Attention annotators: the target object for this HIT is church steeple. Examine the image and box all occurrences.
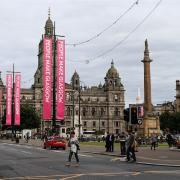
[71,70,80,90]
[44,8,53,36]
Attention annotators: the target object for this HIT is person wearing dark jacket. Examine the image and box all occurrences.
[109,133,115,152]
[126,131,136,162]
[105,133,110,152]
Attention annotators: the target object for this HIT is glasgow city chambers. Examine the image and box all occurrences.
[0,14,126,136]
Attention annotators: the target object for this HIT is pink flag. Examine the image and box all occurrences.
[6,74,12,125]
[14,74,21,125]
[42,37,53,120]
[56,39,65,120]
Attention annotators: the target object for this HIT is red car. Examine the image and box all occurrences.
[43,136,66,150]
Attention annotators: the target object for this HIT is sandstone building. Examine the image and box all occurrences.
[0,15,126,136]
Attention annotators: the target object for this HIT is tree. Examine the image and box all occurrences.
[20,103,41,130]
[160,112,180,133]
[2,103,41,130]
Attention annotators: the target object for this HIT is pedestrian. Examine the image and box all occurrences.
[105,132,110,152]
[126,131,136,162]
[119,132,126,155]
[66,132,80,166]
[166,132,174,148]
[109,133,115,152]
[25,133,29,143]
[151,133,157,150]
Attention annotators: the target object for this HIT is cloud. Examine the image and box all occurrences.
[0,0,179,107]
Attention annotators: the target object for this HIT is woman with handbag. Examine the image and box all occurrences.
[66,132,80,166]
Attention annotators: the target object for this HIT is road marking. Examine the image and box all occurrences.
[61,174,83,180]
[110,157,126,162]
[110,157,120,162]
[21,151,32,154]
[79,154,92,157]
[1,172,141,180]
[145,170,180,174]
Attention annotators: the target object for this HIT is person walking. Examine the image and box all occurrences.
[119,132,126,155]
[66,132,80,166]
[151,133,157,150]
[109,133,115,152]
[126,131,136,162]
[166,132,174,148]
[105,132,110,152]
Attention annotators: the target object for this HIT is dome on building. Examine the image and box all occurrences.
[106,60,119,78]
[45,17,53,29]
[44,9,53,36]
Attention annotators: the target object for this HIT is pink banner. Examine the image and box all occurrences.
[6,74,12,125]
[56,39,65,120]
[14,74,21,125]
[42,37,53,120]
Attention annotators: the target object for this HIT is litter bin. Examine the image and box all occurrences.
[120,139,126,155]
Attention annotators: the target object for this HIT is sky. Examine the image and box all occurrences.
[0,0,180,106]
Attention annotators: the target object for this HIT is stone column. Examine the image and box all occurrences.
[141,39,152,116]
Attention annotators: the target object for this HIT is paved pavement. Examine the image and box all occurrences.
[1,138,180,167]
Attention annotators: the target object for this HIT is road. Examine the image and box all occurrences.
[0,142,180,180]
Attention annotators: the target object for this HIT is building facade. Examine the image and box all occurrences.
[0,15,126,136]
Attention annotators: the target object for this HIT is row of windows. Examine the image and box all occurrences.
[83,121,121,127]
[65,107,121,117]
[2,95,33,100]
[65,93,123,103]
[84,121,105,127]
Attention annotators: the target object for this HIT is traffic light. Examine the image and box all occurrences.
[123,108,129,122]
[130,107,138,124]
[137,106,144,118]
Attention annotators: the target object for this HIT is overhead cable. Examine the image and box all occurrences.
[69,0,162,64]
[66,0,139,46]
[90,0,162,61]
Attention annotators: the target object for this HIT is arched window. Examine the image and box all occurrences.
[67,107,71,116]
[100,108,104,116]
[114,94,118,102]
[83,107,86,116]
[92,108,96,116]
[115,107,119,116]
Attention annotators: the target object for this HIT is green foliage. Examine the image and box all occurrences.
[160,112,180,132]
[2,103,41,130]
[20,103,41,130]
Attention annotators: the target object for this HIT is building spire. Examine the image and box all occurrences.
[48,7,51,19]
[111,59,114,68]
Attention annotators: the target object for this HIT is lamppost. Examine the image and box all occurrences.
[78,86,81,139]
[78,81,86,139]
[7,64,20,140]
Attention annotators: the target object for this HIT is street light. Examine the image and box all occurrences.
[78,81,86,139]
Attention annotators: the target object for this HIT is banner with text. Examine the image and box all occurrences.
[42,37,53,120]
[14,74,21,125]
[6,74,12,125]
[56,39,65,120]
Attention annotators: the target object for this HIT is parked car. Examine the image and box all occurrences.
[43,136,66,150]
